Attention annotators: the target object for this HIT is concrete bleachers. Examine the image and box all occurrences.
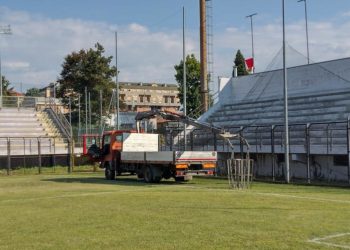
[199,58,350,156]
[0,108,47,137]
[0,108,69,155]
[208,91,350,128]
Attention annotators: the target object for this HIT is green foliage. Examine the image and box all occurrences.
[1,75,12,95]
[233,50,248,76]
[25,87,43,97]
[174,54,201,118]
[58,43,117,125]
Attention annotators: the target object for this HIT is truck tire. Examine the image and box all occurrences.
[150,166,162,183]
[143,166,153,183]
[105,162,115,180]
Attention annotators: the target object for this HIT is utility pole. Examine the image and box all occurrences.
[246,13,257,73]
[78,94,81,137]
[88,92,91,134]
[199,0,208,113]
[298,0,310,64]
[282,0,290,183]
[85,87,88,134]
[115,31,120,130]
[100,90,103,133]
[183,6,187,150]
[0,25,12,109]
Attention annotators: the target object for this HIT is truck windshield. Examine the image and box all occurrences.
[115,134,123,142]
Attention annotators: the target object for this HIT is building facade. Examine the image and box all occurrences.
[119,82,180,112]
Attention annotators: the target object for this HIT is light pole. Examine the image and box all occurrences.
[183,6,187,150]
[246,13,257,73]
[0,25,12,109]
[115,31,120,130]
[298,0,310,64]
[282,0,290,183]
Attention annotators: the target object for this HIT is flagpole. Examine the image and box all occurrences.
[246,13,257,73]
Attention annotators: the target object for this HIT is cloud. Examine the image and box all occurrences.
[3,61,30,70]
[1,6,350,93]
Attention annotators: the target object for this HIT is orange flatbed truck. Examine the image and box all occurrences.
[84,110,237,183]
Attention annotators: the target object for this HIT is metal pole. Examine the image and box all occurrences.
[183,7,187,117]
[115,31,120,130]
[78,94,81,137]
[0,25,12,109]
[183,6,187,150]
[282,0,290,183]
[68,96,72,126]
[199,0,208,113]
[89,92,91,133]
[298,0,310,64]
[246,13,257,73]
[271,125,276,182]
[100,90,103,133]
[85,87,88,134]
[306,123,311,184]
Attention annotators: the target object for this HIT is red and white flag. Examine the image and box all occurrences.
[245,58,254,72]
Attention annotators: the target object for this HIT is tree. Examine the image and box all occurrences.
[25,88,42,97]
[1,75,12,96]
[233,50,248,77]
[174,54,201,118]
[57,43,117,125]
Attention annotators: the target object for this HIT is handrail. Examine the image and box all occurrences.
[45,98,72,140]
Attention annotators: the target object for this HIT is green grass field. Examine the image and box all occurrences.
[0,171,349,249]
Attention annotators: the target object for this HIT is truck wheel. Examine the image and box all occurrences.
[143,166,153,183]
[105,162,115,180]
[150,166,162,183]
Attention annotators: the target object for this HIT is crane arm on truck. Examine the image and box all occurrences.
[135,109,249,148]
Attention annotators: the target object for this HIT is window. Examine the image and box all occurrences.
[115,134,123,142]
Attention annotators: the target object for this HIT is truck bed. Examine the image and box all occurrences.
[120,151,217,164]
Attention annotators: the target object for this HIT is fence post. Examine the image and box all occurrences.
[7,138,11,175]
[23,138,26,173]
[213,133,217,151]
[240,127,244,159]
[38,138,42,174]
[52,137,56,168]
[271,125,275,182]
[67,139,72,173]
[306,123,311,184]
[190,131,194,151]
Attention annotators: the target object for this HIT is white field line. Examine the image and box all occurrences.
[0,188,144,204]
[0,184,349,205]
[308,233,350,249]
[172,185,350,205]
[253,192,350,205]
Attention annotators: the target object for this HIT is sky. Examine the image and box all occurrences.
[1,0,350,92]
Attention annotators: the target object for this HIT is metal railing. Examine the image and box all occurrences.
[0,136,72,175]
[160,119,350,185]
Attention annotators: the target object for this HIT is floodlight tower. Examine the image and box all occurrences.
[0,25,12,109]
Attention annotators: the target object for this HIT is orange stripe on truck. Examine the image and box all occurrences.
[202,163,216,169]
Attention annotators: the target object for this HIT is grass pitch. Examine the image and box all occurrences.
[0,171,349,249]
